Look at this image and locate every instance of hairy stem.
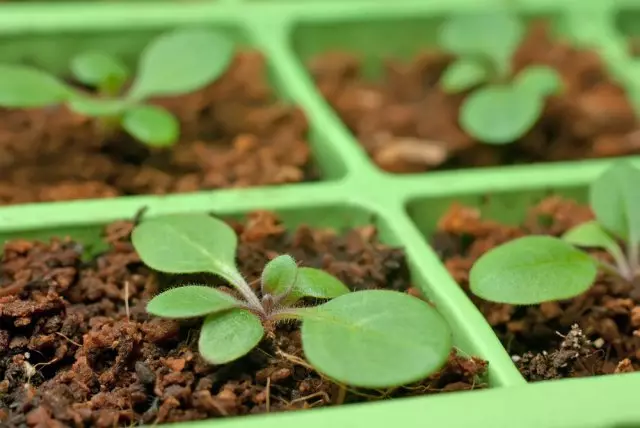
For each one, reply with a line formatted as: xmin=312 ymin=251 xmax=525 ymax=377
xmin=334 ymin=384 xmax=347 ymax=405
xmin=270 ymin=307 xmax=314 ymax=322
xmin=228 ymin=273 xmax=264 ymax=313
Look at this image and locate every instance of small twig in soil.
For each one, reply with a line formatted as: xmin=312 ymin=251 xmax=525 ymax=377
xmin=453 ymin=346 xmax=473 ymax=359
xmin=55 ymin=332 xmax=82 ymax=348
xmin=343 ymin=387 xmax=388 ymax=400
xmin=276 ymin=349 xmax=316 ymax=372
xmin=288 ymin=391 xmax=331 ymax=407
xmin=124 ymin=280 xmax=131 ymax=323
xmin=265 ymin=377 xmax=271 ymax=413
xmin=333 ymin=384 xmax=347 ymax=405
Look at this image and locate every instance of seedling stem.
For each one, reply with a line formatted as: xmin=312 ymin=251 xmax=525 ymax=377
xmin=132 ymin=213 xmax=453 ymax=388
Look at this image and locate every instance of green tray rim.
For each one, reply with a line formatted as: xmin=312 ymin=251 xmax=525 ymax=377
xmin=0 ymin=1 xmax=639 ymax=427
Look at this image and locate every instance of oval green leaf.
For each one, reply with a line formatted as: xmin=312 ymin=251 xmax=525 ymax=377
xmin=0 ymin=64 xmax=73 ymax=107
xmin=147 ymin=285 xmax=240 ymax=318
xmin=590 ymin=161 xmax=640 ymax=245
xmin=460 ymin=84 xmax=542 ymax=144
xmin=122 ymin=105 xmax=179 ymax=147
xmin=562 ymin=220 xmax=624 ymax=259
xmin=128 ymin=29 xmax=234 ymax=101
xmin=469 ymin=236 xmax=598 ymax=305
xmin=439 ymin=12 xmax=523 ymax=77
xmin=440 ymin=58 xmax=489 ymax=93
xmin=199 ymin=309 xmax=264 ymax=365
xmin=301 ymin=290 xmax=452 ymax=388
xmin=289 ymin=267 xmax=350 ymax=302
xmin=515 ymin=65 xmax=563 ymax=98
xmin=132 ymin=214 xmax=242 ymax=284
xmin=261 ymin=255 xmax=297 ymax=297
xmin=70 ymin=51 xmax=129 ymax=87
xmin=68 ymin=97 xmax=129 ymax=117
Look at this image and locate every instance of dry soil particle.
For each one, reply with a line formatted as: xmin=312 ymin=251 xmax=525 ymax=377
xmin=0 ymin=212 xmax=487 ymax=427
xmin=309 ymin=21 xmax=640 ymax=173
xmin=0 ymin=51 xmax=316 ymax=206
xmin=434 ymin=195 xmax=640 ymax=381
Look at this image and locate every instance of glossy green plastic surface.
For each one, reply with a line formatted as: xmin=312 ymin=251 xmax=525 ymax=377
xmin=0 ymin=0 xmax=639 ymax=427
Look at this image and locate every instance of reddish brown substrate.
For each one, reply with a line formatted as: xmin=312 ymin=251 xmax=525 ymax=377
xmin=310 ymin=21 xmax=639 ymax=173
xmin=0 ymin=52 xmax=316 ymax=206
xmin=0 ymin=212 xmax=486 ymax=427
xmin=434 ymin=196 xmax=640 ymax=381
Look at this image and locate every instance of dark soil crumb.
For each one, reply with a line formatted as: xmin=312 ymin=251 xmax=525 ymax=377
xmin=310 ymin=20 xmax=639 ymax=173
xmin=434 ymin=195 xmax=640 ymax=381
xmin=514 ymin=324 xmax=595 ymax=381
xmin=0 ymin=51 xmax=315 ymax=206
xmin=0 ymin=212 xmax=487 ymax=427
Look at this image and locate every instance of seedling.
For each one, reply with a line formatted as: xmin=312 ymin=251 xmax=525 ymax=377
xmin=0 ymin=28 xmax=234 ymax=147
xmin=131 ymin=214 xmax=452 ymax=388
xmin=438 ymin=11 xmax=563 ymax=144
xmin=469 ymin=161 xmax=640 ymax=305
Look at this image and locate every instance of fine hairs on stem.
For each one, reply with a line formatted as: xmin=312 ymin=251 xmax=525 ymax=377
xmin=132 ymin=213 xmax=453 ymax=389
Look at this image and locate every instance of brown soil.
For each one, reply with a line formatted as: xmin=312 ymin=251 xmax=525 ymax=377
xmin=309 ymin=21 xmax=640 ymax=173
xmin=0 ymin=51 xmax=316 ymax=206
xmin=0 ymin=211 xmax=487 ymax=427
xmin=433 ymin=195 xmax=640 ymax=381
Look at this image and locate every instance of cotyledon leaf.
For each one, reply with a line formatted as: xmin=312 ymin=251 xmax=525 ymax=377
xmin=469 ymin=236 xmax=598 ymax=305
xmin=300 ymin=289 xmax=452 ymax=388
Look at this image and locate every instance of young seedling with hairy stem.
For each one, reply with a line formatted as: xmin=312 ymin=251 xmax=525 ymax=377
xmin=132 ymin=214 xmax=453 ymax=388
xmin=0 ymin=28 xmax=233 ymax=147
xmin=438 ymin=11 xmax=563 ymax=144
xmin=469 ymin=161 xmax=640 ymax=305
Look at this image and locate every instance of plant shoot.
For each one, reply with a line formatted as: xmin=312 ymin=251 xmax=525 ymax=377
xmin=132 ymin=214 xmax=453 ymax=388
xmin=469 ymin=161 xmax=640 ymax=305
xmin=0 ymin=28 xmax=234 ymax=147
xmin=438 ymin=11 xmax=563 ymax=144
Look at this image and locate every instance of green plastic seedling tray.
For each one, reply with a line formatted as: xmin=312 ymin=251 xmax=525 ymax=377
xmin=2 ymin=0 xmax=640 ymax=427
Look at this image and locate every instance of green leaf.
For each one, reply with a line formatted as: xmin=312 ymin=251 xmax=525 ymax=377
xmin=562 ymin=220 xmax=624 ymax=260
xmin=68 ymin=97 xmax=129 ymax=117
xmin=460 ymin=84 xmax=543 ymax=144
xmin=440 ymin=58 xmax=489 ymax=93
xmin=439 ymin=12 xmax=523 ymax=77
xmin=199 ymin=309 xmax=264 ymax=364
xmin=131 ymin=214 xmax=243 ymax=285
xmin=515 ymin=65 xmax=563 ymax=98
xmin=261 ymin=255 xmax=297 ymax=297
xmin=590 ymin=161 xmax=640 ymax=245
xmin=469 ymin=236 xmax=598 ymax=305
xmin=70 ymin=51 xmax=129 ymax=88
xmin=122 ymin=105 xmax=179 ymax=147
xmin=147 ymin=285 xmax=240 ymax=318
xmin=128 ymin=29 xmax=234 ymax=101
xmin=284 ymin=268 xmax=350 ymax=304
xmin=0 ymin=64 xmax=73 ymax=107
xmin=300 ymin=290 xmax=451 ymax=388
